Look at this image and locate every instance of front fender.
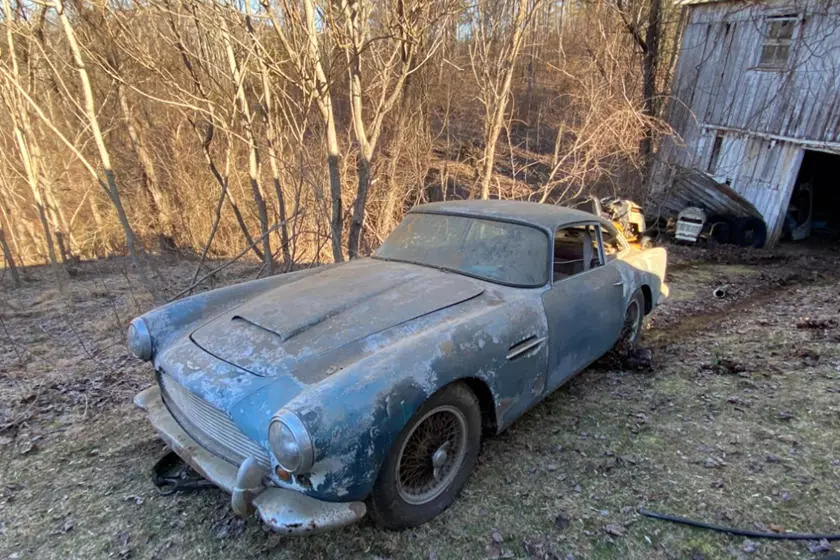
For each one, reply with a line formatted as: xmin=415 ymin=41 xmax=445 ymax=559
xmin=276 ymin=293 xmax=547 ymax=502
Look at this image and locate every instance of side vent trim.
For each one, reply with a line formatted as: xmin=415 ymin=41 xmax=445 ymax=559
xmin=506 ymin=335 xmax=546 ymax=361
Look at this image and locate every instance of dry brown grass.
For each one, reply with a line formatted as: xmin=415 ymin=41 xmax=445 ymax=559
xmin=1 ymin=244 xmax=839 ymax=559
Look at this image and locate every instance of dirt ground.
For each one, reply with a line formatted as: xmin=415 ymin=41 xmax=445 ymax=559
xmin=1 ymin=243 xmax=839 ymax=560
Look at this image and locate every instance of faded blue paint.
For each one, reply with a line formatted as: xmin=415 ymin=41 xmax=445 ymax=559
xmin=133 ymin=201 xmax=667 ymax=507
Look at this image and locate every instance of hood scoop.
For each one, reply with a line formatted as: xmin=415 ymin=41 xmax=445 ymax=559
xmin=190 ymin=259 xmax=485 ymax=380
xmin=228 ymin=280 xmax=409 ymax=344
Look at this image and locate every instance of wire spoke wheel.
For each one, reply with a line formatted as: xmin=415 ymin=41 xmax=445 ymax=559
xmin=619 ymin=298 xmax=642 ymax=349
xmin=395 ymin=405 xmax=468 ymax=505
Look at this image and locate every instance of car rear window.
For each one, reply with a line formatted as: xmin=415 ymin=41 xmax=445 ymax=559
xmin=374 ymin=213 xmax=549 ymax=287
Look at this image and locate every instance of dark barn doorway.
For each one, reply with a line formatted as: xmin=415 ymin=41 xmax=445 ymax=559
xmin=783 ymin=150 xmax=840 ymax=243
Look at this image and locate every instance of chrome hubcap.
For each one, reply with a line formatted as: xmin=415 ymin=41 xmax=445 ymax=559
xmin=432 ymin=442 xmax=450 ymax=481
xmin=395 ymin=405 xmax=468 ymax=505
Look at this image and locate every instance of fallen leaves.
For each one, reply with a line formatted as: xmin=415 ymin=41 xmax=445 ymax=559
xmin=795 ymin=317 xmax=838 ymax=330
xmin=703 ymin=456 xmax=727 ymax=469
xmin=602 ymin=523 xmax=625 ymax=537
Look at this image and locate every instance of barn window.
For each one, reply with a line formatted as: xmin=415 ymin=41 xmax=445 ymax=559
xmin=758 ymin=16 xmax=796 ymax=69
xmin=708 ymin=133 xmax=724 ymax=173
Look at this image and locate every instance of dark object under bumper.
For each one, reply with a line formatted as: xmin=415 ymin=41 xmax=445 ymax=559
xmin=134 ymin=385 xmax=366 ymax=534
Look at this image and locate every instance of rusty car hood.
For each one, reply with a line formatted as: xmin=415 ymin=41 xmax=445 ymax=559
xmin=189 ymin=258 xmax=485 ymax=381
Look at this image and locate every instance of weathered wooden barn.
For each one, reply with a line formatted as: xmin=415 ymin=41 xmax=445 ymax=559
xmin=653 ymin=0 xmax=840 ymax=246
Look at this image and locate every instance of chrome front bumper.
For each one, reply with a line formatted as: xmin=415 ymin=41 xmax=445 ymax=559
xmin=134 ymin=385 xmax=366 ymax=534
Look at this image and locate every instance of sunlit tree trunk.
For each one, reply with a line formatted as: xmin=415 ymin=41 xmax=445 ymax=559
xmin=117 ymin=80 xmax=174 ymax=238
xmin=1 ymin=0 xmax=60 ymax=272
xmin=0 ymin=226 xmax=21 ymax=287
xmin=475 ymin=0 xmax=534 ymax=200
xmin=244 ymin=2 xmax=292 ymax=269
xmin=220 ymin=14 xmax=273 ymax=275
xmin=53 ymin=0 xmax=140 ymax=264
xmin=262 ymin=0 xmax=345 ymax=262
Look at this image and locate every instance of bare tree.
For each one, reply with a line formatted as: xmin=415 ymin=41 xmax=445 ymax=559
xmin=52 ymin=0 xmax=141 ymax=263
xmin=262 ymin=0 xmax=345 ymax=263
xmin=0 ymin=0 xmax=677 ymax=268
xmin=242 ymin=2 xmax=293 ymax=269
xmin=0 ymin=0 xmax=60 ymax=271
xmin=219 ymin=9 xmax=273 ymax=275
xmin=471 ymin=0 xmax=539 ymax=200
xmin=615 ymin=0 xmax=664 ymax=162
xmin=333 ymin=0 xmax=446 ymax=258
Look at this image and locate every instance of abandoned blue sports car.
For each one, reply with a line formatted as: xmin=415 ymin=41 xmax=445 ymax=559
xmin=130 ymin=200 xmax=668 ymax=533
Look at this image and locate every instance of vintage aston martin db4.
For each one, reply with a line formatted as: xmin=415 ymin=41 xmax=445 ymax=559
xmin=130 ymin=200 xmax=668 ymax=533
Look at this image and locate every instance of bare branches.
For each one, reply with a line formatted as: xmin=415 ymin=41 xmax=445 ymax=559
xmin=0 ymin=0 xmax=677 ymax=270
xmin=470 ymin=0 xmax=541 ymax=200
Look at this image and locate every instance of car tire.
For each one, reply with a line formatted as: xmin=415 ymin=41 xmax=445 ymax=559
xmin=367 ymin=382 xmax=482 ymax=529
xmin=615 ymin=288 xmax=645 ymax=353
xmin=732 ymin=217 xmax=767 ymax=248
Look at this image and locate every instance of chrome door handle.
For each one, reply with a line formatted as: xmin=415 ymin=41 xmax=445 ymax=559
xmin=613 ymin=281 xmax=624 ymax=286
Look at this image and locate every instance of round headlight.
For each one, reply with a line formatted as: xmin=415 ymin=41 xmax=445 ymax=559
xmin=268 ymin=412 xmax=314 ymax=474
xmin=127 ymin=318 xmax=153 ymax=361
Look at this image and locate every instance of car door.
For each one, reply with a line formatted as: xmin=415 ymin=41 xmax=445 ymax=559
xmin=541 ymin=223 xmax=625 ymax=392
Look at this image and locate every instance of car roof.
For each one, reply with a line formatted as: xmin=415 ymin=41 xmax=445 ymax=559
xmin=410 ymin=200 xmax=603 ymax=231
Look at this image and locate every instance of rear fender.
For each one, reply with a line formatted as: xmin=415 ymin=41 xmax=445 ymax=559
xmin=618 ymin=247 xmax=669 ymax=306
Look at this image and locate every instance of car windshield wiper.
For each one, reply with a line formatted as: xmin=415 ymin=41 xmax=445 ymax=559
xmin=372 ymin=255 xmax=539 ymax=288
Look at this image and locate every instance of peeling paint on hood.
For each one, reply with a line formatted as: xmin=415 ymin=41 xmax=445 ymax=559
xmin=189 ymin=258 xmax=484 ymax=382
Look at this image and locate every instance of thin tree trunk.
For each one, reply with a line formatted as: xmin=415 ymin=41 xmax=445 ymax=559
xmin=245 ymin=5 xmax=292 ymax=269
xmin=164 ymin=4 xmax=263 ymax=261
xmin=348 ymin=151 xmax=372 ymax=258
xmin=197 ymin=124 xmax=264 ymax=261
xmin=12 ymin=127 xmax=59 ymax=268
xmin=342 ymin=0 xmax=417 ymax=259
xmin=221 ymin=16 xmax=273 ymax=275
xmin=0 ymin=227 xmax=21 ymax=287
xmin=478 ymin=0 xmax=531 ymax=200
xmin=1 ymin=0 xmax=61 ymax=273
xmin=325 ymin=121 xmax=344 ymax=262
xmin=261 ymin=0 xmax=344 ymax=262
xmin=640 ymin=0 xmax=662 ymax=161
xmin=307 ymin=0 xmax=344 ymax=263
xmin=117 ymin=80 xmax=173 ymax=238
xmin=41 ymin=170 xmax=73 ymax=252
xmin=53 ymin=0 xmax=140 ymax=264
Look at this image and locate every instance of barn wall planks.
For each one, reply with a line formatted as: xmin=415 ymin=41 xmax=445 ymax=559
xmin=671 ymin=0 xmax=840 ymax=142
xmin=653 ymin=0 xmax=840 ymax=246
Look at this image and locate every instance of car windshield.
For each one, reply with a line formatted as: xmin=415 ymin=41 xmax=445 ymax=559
xmin=374 ymin=213 xmax=549 ymax=287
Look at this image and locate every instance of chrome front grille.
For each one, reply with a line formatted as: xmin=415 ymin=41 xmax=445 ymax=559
xmin=158 ymin=373 xmax=271 ymax=469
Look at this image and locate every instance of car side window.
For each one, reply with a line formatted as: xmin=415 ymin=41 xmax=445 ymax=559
xmin=600 ymin=227 xmax=622 ymax=261
xmin=553 ymin=225 xmax=603 ymax=282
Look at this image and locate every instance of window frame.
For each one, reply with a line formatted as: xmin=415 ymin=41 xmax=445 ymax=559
xmin=756 ymin=15 xmax=797 ymax=71
xmin=708 ymin=133 xmax=724 ymax=173
xmin=598 ymin=222 xmax=629 ymax=261
xmin=550 ymin=221 xmax=607 ymax=286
